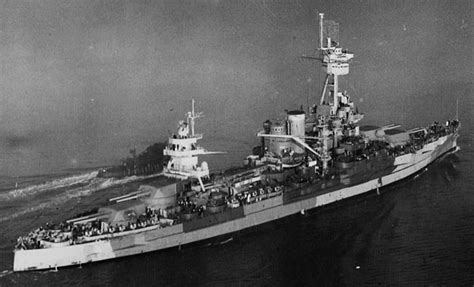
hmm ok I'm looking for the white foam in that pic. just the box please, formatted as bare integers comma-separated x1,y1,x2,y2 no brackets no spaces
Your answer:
0,269,13,278
2,171,99,200
0,172,164,221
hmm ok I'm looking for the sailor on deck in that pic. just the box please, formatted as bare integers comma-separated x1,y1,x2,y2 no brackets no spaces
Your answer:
178,121,189,138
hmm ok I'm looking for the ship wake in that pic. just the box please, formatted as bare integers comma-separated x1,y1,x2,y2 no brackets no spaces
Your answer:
0,269,14,278
0,171,99,200
0,172,163,223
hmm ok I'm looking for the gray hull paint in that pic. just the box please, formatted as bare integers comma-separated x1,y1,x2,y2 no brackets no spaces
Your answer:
13,134,458,271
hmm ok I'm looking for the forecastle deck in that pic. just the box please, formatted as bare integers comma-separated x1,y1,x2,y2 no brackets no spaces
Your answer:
13,133,458,271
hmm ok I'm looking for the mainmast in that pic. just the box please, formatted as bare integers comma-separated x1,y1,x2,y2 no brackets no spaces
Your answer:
163,100,224,191
187,99,202,137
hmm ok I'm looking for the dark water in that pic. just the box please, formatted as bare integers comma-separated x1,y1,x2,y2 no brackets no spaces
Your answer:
0,139,472,286
0,0,473,286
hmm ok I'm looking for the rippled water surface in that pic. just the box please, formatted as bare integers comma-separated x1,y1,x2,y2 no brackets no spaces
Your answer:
0,130,472,286
0,0,472,286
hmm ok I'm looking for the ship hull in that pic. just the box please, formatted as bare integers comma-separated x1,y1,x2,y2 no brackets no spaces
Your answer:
13,134,458,272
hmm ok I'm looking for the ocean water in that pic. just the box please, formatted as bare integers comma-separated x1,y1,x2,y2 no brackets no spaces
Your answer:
0,0,472,286
0,131,472,286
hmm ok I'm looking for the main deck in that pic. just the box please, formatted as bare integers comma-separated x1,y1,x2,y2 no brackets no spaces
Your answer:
13,133,458,271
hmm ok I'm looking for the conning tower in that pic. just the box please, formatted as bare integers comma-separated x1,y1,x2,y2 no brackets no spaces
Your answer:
255,13,363,175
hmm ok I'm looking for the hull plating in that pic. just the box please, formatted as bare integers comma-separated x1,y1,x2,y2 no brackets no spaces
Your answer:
13,134,458,271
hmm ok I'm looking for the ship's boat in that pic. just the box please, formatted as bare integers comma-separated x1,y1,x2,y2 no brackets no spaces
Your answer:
12,13,460,272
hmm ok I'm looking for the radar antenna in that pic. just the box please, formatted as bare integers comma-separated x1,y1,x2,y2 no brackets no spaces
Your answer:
318,13,354,115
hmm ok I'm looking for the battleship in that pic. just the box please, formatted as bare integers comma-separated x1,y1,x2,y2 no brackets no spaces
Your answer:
13,13,460,272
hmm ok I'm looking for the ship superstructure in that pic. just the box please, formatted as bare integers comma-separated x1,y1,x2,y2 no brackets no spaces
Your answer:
257,13,363,175
163,99,223,190
12,13,460,272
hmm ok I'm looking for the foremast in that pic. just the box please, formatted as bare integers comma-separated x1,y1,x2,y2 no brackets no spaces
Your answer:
318,13,354,115
255,13,364,176
163,99,223,190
